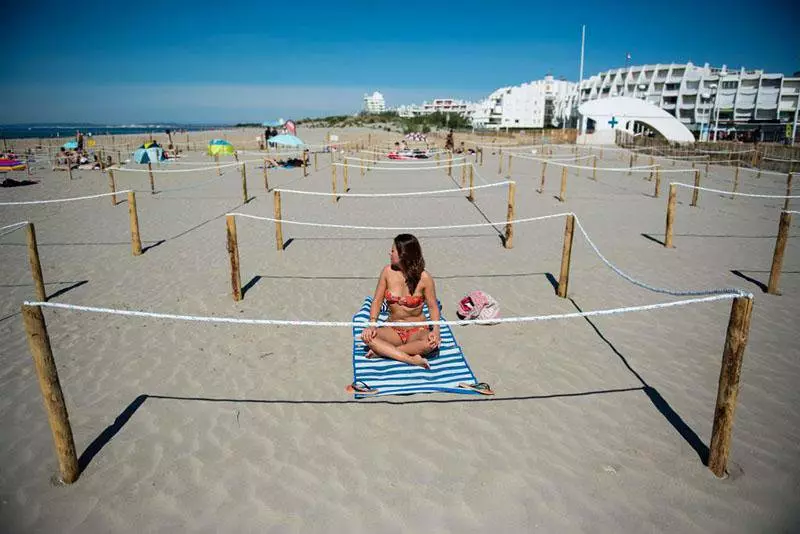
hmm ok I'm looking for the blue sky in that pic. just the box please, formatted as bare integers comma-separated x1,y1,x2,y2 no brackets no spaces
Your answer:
1,0,797,123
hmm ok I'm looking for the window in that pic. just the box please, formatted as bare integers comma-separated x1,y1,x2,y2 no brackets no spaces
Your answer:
722,81,737,89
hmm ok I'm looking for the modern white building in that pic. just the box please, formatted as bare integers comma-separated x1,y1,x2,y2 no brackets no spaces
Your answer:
363,91,386,114
561,62,800,140
397,98,476,119
471,75,576,130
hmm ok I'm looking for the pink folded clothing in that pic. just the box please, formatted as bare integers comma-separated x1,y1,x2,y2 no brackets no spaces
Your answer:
456,290,500,322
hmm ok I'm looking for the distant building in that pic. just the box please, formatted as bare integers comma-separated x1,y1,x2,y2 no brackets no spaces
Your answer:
363,91,386,114
562,62,800,140
397,98,476,119
472,76,576,129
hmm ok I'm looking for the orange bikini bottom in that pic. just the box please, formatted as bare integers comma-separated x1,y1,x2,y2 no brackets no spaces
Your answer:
388,326,429,344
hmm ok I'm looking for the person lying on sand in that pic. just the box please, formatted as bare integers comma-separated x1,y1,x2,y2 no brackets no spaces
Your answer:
360,234,440,369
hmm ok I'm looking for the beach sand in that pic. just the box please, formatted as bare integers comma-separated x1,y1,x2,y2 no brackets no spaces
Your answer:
1,128,799,532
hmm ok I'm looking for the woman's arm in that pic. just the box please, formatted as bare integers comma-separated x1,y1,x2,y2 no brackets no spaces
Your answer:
369,266,389,323
423,272,441,331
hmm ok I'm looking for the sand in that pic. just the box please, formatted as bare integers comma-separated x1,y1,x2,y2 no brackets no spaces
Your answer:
1,128,799,532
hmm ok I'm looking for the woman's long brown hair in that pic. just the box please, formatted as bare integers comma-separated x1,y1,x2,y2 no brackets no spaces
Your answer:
394,234,425,295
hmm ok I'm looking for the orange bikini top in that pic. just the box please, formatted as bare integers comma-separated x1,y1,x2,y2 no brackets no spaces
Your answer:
385,290,424,308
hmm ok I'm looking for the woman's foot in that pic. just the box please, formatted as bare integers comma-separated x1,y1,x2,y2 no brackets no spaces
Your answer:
407,354,430,370
365,349,377,359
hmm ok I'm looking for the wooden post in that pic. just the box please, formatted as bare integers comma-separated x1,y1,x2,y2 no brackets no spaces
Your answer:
732,166,740,198
263,159,269,191
508,154,513,175
592,155,597,180
559,166,567,202
108,169,118,205
461,162,466,187
448,154,452,177
767,212,791,295
240,163,248,204
467,165,475,202
538,162,547,193
691,170,701,207
436,152,440,167
649,157,654,180
226,215,242,302
343,158,349,190
498,152,503,174
665,184,677,248
628,153,633,175
654,167,661,198
128,191,143,256
273,191,283,251
360,158,364,177
479,148,484,166
303,153,308,178
557,214,575,298
708,296,754,478
332,163,338,202
314,152,318,172
705,161,710,178
784,173,793,211
67,163,73,181
26,223,47,301
504,182,516,249
21,304,80,484
147,162,155,194
215,154,221,176
117,150,122,165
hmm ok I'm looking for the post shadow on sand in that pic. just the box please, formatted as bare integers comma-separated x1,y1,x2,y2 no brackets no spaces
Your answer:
0,280,89,324
568,297,710,465
730,270,768,293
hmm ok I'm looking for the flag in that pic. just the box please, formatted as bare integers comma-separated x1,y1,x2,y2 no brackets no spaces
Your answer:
284,120,296,136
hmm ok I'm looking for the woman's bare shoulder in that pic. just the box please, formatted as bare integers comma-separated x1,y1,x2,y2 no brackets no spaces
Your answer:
420,270,434,283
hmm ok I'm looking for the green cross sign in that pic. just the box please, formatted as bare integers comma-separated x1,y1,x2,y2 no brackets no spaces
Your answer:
608,117,619,128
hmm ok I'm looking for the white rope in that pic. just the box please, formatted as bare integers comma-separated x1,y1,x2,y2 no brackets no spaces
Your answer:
513,154,656,172
227,212,569,231
111,162,242,173
738,167,788,177
23,293,746,327
342,155,466,165
783,210,799,214
696,148,756,154
654,168,703,174
572,216,746,297
763,157,800,163
0,190,132,206
274,180,511,198
0,220,30,237
671,182,800,199
332,162,473,171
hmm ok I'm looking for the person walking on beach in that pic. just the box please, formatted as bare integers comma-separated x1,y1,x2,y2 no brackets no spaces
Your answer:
360,234,441,369
445,128,455,152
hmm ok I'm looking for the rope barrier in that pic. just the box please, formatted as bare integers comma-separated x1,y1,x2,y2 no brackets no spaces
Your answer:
332,162,474,171
784,210,800,214
275,180,510,198
572,217,746,297
342,155,467,165
671,182,800,199
0,220,30,238
227,212,569,231
763,157,800,163
0,190,132,206
111,162,242,173
513,154,656,172
738,167,788,177
23,292,746,328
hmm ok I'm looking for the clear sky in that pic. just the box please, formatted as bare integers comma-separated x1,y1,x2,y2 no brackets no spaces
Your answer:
1,0,797,123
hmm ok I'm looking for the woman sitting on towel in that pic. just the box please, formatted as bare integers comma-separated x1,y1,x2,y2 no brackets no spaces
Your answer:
361,234,440,369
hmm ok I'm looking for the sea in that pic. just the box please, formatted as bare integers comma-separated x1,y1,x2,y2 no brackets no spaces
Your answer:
0,123,231,140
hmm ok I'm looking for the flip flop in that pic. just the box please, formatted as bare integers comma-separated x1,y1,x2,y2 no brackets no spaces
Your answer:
346,381,379,395
457,382,495,396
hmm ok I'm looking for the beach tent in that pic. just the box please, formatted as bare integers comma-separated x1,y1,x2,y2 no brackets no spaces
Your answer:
207,139,235,156
133,141,165,164
62,140,78,150
269,134,304,147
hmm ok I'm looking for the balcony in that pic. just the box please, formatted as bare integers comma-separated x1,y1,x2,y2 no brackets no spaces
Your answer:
662,102,677,110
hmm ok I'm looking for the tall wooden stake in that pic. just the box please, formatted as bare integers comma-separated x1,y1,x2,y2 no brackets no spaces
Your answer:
592,156,597,180
498,152,503,175
732,166,740,198
767,212,791,295
467,165,475,202
507,154,513,175
504,182,516,249
559,166,567,202
108,169,118,205
226,215,242,301
654,167,662,198
273,191,284,251
240,163,248,204
708,296,754,478
784,173,793,211
147,162,155,194
557,214,575,298
22,304,80,484
314,152,318,172
128,191,143,256
332,164,338,202
215,154,221,176
448,155,452,177
26,223,47,301
665,184,677,248
628,153,633,175
461,162,466,187
538,162,547,193
263,159,269,191
690,170,701,207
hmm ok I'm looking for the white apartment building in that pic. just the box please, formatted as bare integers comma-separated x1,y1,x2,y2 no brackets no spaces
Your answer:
397,98,476,119
363,91,386,114
472,75,576,129
560,62,800,139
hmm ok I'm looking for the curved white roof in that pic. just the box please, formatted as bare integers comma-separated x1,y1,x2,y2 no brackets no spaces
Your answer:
579,96,695,143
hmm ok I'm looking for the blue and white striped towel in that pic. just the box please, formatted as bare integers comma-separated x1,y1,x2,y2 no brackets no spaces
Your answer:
351,296,482,398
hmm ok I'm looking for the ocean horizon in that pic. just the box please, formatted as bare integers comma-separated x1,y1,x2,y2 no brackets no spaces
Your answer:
0,122,236,139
